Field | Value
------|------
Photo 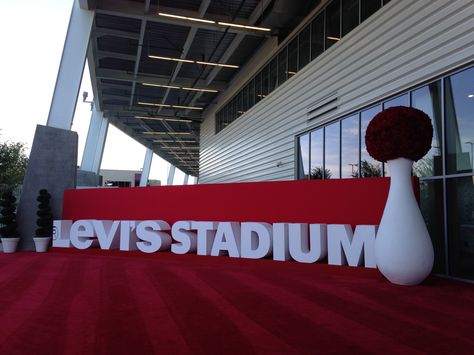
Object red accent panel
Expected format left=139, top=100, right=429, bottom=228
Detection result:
left=62, top=178, right=398, bottom=226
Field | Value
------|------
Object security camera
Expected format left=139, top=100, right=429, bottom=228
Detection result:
left=82, top=91, right=88, bottom=102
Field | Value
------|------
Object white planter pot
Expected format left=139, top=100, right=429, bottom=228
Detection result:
left=375, top=158, right=434, bottom=285
left=1, top=237, right=20, bottom=253
left=33, top=237, right=52, bottom=253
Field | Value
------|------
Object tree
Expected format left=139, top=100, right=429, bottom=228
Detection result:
left=0, top=133, right=29, bottom=188
left=354, top=160, right=382, bottom=178
left=311, top=167, right=332, bottom=179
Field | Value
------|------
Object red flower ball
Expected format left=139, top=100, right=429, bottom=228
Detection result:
left=365, top=106, right=433, bottom=162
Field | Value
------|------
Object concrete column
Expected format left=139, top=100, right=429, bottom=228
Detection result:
left=47, top=0, right=94, bottom=130
left=183, top=174, right=189, bottom=185
left=167, top=165, right=176, bottom=186
left=139, top=149, right=153, bottom=186
left=17, top=126, right=78, bottom=251
left=80, top=107, right=109, bottom=174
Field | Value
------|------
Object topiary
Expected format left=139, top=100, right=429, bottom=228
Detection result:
left=35, top=189, right=53, bottom=238
left=365, top=106, right=433, bottom=163
left=0, top=191, right=18, bottom=238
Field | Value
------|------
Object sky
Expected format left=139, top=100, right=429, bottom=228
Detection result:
left=0, top=0, right=193, bottom=185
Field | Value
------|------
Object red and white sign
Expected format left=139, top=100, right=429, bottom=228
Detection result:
left=54, top=179, right=407, bottom=268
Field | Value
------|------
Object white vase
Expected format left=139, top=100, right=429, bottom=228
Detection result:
left=1, top=237, right=20, bottom=253
left=33, top=237, right=52, bottom=253
left=375, top=158, right=434, bottom=285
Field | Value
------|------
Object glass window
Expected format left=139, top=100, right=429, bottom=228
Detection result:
left=360, top=105, right=383, bottom=177
left=311, top=12, right=325, bottom=60
left=262, top=65, right=269, bottom=97
left=342, top=0, right=359, bottom=36
left=222, top=104, right=229, bottom=127
left=297, top=134, right=310, bottom=179
left=242, top=85, right=249, bottom=112
left=216, top=112, right=222, bottom=132
left=310, top=129, right=324, bottom=179
left=420, top=180, right=446, bottom=274
left=255, top=72, right=262, bottom=103
left=299, top=25, right=311, bottom=70
left=445, top=67, right=474, bottom=175
left=230, top=98, right=236, bottom=122
left=325, top=0, right=341, bottom=49
left=236, top=91, right=243, bottom=117
left=269, top=57, right=278, bottom=92
left=361, top=0, right=382, bottom=22
left=412, top=81, right=443, bottom=177
left=341, top=114, right=360, bottom=178
left=278, top=47, right=288, bottom=86
left=288, top=38, right=298, bottom=78
left=324, top=122, right=340, bottom=178
left=383, top=93, right=409, bottom=109
left=447, top=177, right=474, bottom=280
left=248, top=79, right=255, bottom=108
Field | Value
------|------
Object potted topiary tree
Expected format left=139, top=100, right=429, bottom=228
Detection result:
left=33, top=189, right=53, bottom=252
left=365, top=106, right=434, bottom=285
left=0, top=190, right=20, bottom=253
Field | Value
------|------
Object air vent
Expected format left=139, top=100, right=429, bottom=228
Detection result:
left=306, top=91, right=338, bottom=121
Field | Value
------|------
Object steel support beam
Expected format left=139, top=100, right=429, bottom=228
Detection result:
left=95, top=0, right=267, bottom=37
left=167, top=165, right=176, bottom=185
left=80, top=107, right=109, bottom=174
left=47, top=0, right=94, bottom=130
left=187, top=0, right=272, bottom=109
left=139, top=148, right=153, bottom=186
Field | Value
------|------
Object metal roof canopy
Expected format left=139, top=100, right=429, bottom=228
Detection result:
left=82, top=0, right=319, bottom=176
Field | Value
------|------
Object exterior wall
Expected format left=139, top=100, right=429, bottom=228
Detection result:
left=199, top=0, right=474, bottom=183
left=100, top=169, right=141, bottom=187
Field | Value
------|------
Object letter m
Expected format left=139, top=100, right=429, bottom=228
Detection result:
left=327, top=225, right=377, bottom=268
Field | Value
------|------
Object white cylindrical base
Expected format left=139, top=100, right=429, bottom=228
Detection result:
left=1, top=238, right=20, bottom=253
left=33, top=237, right=52, bottom=253
left=375, top=158, right=434, bottom=285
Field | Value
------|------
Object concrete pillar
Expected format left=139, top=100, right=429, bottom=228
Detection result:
left=80, top=107, right=109, bottom=174
left=183, top=174, right=189, bottom=185
left=17, top=126, right=78, bottom=251
left=139, top=149, right=153, bottom=186
left=167, top=165, right=176, bottom=186
left=47, top=0, right=94, bottom=130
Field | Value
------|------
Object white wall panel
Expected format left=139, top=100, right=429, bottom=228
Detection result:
left=200, top=0, right=474, bottom=183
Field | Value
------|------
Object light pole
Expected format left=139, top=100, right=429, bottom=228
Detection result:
left=349, top=163, right=358, bottom=177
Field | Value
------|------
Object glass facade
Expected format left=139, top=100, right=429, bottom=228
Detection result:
left=216, top=0, right=390, bottom=133
left=296, top=64, right=474, bottom=281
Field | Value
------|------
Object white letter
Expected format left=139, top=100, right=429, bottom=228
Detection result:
left=273, top=223, right=290, bottom=261
left=211, top=222, right=241, bottom=257
left=120, top=221, right=138, bottom=251
left=192, top=221, right=218, bottom=255
left=327, top=224, right=377, bottom=268
left=136, top=220, right=172, bottom=253
left=171, top=221, right=197, bottom=254
left=52, top=220, right=72, bottom=248
left=240, top=222, right=272, bottom=259
left=93, top=220, right=120, bottom=250
left=288, top=224, right=327, bottom=263
left=70, top=220, right=96, bottom=249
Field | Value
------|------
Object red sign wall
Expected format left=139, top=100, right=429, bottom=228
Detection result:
left=62, top=178, right=402, bottom=226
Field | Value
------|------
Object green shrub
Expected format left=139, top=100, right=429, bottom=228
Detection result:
left=36, top=189, right=53, bottom=237
left=0, top=191, right=18, bottom=238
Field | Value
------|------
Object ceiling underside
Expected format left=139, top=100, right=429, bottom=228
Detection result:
left=86, top=0, right=321, bottom=176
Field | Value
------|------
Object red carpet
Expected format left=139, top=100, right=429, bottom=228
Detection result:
left=0, top=249, right=473, bottom=354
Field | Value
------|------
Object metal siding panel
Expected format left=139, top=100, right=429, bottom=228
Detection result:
left=199, top=0, right=474, bottom=183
